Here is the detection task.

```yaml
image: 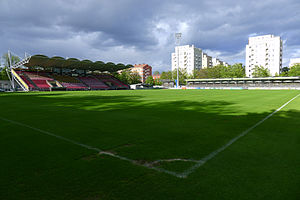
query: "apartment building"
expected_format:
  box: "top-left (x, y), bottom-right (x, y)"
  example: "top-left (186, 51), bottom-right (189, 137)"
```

top-left (246, 34), bottom-right (282, 77)
top-left (131, 64), bottom-right (152, 83)
top-left (212, 58), bottom-right (222, 66)
top-left (202, 53), bottom-right (212, 69)
top-left (171, 45), bottom-right (202, 74)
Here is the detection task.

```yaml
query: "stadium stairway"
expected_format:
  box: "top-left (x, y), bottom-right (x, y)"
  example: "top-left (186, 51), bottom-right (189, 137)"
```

top-left (95, 74), bottom-right (129, 89)
top-left (111, 76), bottom-right (130, 89)
top-left (46, 74), bottom-right (64, 88)
top-left (21, 72), bottom-right (38, 90)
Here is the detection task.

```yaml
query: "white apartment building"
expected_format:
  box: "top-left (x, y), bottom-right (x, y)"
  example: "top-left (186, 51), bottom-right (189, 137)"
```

top-left (202, 53), bottom-right (212, 69)
top-left (246, 34), bottom-right (282, 77)
top-left (212, 58), bottom-right (222, 66)
top-left (289, 58), bottom-right (300, 67)
top-left (172, 45), bottom-right (202, 74)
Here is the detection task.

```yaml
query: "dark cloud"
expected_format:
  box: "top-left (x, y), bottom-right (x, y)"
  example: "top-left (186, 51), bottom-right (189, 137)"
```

top-left (0, 0), bottom-right (299, 70)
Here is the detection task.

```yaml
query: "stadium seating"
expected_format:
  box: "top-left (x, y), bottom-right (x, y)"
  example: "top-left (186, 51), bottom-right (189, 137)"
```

top-left (15, 71), bottom-right (129, 91)
top-left (32, 80), bottom-right (51, 89)
top-left (78, 76), bottom-right (109, 89)
top-left (23, 71), bottom-right (53, 80)
top-left (20, 75), bottom-right (36, 89)
top-left (111, 77), bottom-right (130, 89)
top-left (96, 74), bottom-right (129, 89)
top-left (52, 75), bottom-right (87, 90)
top-left (23, 71), bottom-right (53, 90)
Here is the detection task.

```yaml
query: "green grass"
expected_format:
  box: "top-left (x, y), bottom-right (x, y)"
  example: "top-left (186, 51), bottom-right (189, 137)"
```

top-left (0, 89), bottom-right (299, 199)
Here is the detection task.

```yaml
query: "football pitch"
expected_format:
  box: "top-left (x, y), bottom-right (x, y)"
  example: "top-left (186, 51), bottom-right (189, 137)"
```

top-left (0, 89), bottom-right (299, 199)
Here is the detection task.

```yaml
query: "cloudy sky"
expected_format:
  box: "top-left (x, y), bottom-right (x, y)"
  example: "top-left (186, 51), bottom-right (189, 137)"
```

top-left (1, 0), bottom-right (300, 71)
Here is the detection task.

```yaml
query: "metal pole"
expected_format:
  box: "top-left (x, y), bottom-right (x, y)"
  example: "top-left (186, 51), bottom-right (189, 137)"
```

top-left (8, 50), bottom-right (15, 91)
top-left (177, 56), bottom-right (179, 88)
top-left (175, 33), bottom-right (182, 88)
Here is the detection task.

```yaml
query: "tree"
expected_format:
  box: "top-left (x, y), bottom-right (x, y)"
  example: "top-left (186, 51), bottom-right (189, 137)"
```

top-left (279, 71), bottom-right (289, 77)
top-left (0, 67), bottom-right (9, 80)
top-left (194, 68), bottom-right (209, 79)
top-left (282, 67), bottom-right (289, 73)
top-left (115, 69), bottom-right (141, 84)
top-left (2, 53), bottom-right (20, 67)
top-left (279, 67), bottom-right (289, 77)
top-left (145, 76), bottom-right (154, 85)
top-left (116, 70), bottom-right (129, 84)
top-left (226, 63), bottom-right (245, 78)
top-left (160, 71), bottom-right (173, 80)
top-left (159, 63), bottom-right (246, 81)
top-left (159, 68), bottom-right (189, 85)
top-left (153, 71), bottom-right (160, 76)
top-left (129, 71), bottom-right (141, 84)
top-left (252, 66), bottom-right (271, 77)
top-left (153, 78), bottom-right (162, 86)
top-left (172, 68), bottom-right (189, 85)
top-left (206, 65), bottom-right (227, 78)
top-left (288, 64), bottom-right (300, 76)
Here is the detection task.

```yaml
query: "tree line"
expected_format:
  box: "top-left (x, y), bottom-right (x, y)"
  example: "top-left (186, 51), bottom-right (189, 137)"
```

top-left (158, 63), bottom-right (300, 80)
top-left (114, 63), bottom-right (300, 86)
top-left (159, 63), bottom-right (246, 81)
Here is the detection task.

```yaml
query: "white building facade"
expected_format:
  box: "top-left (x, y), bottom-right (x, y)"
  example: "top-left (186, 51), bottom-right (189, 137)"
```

top-left (289, 58), bottom-right (300, 67)
top-left (202, 53), bottom-right (212, 69)
top-left (172, 45), bottom-right (202, 75)
top-left (212, 58), bottom-right (222, 66)
top-left (246, 34), bottom-right (282, 77)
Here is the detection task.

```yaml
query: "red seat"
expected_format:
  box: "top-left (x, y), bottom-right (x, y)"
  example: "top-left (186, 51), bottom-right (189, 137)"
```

top-left (78, 77), bottom-right (109, 89)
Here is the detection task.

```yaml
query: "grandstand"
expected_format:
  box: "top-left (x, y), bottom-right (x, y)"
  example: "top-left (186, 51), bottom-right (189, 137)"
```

top-left (7, 54), bottom-right (131, 91)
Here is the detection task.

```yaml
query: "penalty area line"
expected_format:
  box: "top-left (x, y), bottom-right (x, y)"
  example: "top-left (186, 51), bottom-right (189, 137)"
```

top-left (0, 117), bottom-right (183, 178)
top-left (180, 93), bottom-right (300, 178)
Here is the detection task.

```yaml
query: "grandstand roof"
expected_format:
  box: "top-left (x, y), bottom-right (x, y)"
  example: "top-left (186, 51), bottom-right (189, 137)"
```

top-left (13, 54), bottom-right (132, 72)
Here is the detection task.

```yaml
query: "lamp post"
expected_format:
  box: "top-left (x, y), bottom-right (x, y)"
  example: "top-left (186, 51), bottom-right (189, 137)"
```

top-left (175, 33), bottom-right (182, 88)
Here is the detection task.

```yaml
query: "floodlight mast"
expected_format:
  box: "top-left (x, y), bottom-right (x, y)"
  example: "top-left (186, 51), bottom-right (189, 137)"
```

top-left (175, 33), bottom-right (182, 88)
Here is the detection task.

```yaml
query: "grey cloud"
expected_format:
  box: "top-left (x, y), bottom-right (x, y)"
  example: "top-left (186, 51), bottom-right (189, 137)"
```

top-left (0, 0), bottom-right (300, 71)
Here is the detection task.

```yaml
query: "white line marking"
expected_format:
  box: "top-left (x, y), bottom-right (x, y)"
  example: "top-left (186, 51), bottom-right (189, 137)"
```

top-left (0, 117), bottom-right (103, 152)
top-left (0, 93), bottom-right (298, 179)
top-left (0, 117), bottom-right (183, 178)
top-left (180, 93), bottom-right (300, 178)
top-left (151, 158), bottom-right (198, 165)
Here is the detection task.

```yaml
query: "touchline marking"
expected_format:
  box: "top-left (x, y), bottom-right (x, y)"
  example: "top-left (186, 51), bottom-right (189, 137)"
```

top-left (0, 116), bottom-right (183, 178)
top-left (179, 93), bottom-right (300, 178)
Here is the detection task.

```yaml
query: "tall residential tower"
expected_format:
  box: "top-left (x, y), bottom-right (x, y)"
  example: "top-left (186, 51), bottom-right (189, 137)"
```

top-left (245, 35), bottom-right (282, 77)
top-left (171, 45), bottom-right (202, 75)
